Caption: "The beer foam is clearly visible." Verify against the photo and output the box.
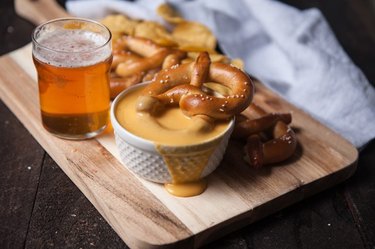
[33,29,111,68]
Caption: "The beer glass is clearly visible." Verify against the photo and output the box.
[32,18,112,139]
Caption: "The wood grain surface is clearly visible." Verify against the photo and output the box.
[1,0,374,249]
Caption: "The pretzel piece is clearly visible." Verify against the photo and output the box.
[114,36,186,77]
[234,103,297,168]
[110,36,186,99]
[244,121,297,168]
[233,113,292,139]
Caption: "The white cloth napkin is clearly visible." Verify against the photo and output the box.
[67,0,375,148]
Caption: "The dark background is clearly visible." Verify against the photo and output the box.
[1,0,374,248]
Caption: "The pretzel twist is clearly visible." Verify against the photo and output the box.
[114,36,186,76]
[137,52,254,120]
[234,103,297,168]
[110,36,186,99]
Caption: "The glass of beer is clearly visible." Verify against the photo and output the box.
[32,18,112,140]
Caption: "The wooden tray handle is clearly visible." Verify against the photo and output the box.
[15,0,69,25]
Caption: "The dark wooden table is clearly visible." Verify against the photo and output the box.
[1,0,374,248]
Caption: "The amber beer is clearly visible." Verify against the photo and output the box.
[32,18,112,139]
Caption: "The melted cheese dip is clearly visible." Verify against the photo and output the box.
[115,85,231,197]
[115,86,230,146]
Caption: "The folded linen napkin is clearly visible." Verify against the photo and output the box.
[67,0,375,148]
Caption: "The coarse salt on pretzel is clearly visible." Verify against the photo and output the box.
[136,52,254,121]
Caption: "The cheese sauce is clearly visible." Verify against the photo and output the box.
[115,86,229,145]
[115,85,230,197]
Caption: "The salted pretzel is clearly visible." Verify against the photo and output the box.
[137,52,254,124]
[110,36,186,98]
[234,103,297,168]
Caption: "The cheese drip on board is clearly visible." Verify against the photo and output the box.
[156,144,217,197]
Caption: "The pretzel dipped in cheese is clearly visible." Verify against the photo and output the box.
[234,103,297,168]
[136,52,254,121]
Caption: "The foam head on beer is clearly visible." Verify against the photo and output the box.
[33,24,112,68]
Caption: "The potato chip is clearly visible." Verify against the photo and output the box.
[156,3,185,24]
[181,57,194,64]
[172,21,216,50]
[63,21,84,30]
[134,21,177,47]
[230,58,245,70]
[187,52,230,64]
[111,32,122,45]
[209,54,231,64]
[101,14,138,35]
[102,9,248,87]
[178,45,218,54]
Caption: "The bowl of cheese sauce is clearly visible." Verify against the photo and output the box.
[110,82,234,197]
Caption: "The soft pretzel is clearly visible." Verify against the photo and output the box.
[110,36,187,99]
[234,103,297,168]
[232,112,292,139]
[114,36,186,77]
[137,52,254,120]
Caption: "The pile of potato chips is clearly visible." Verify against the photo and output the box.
[101,3,243,69]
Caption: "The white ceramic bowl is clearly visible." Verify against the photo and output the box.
[110,83,234,184]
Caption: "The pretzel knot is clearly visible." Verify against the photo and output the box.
[136,52,254,132]
[110,36,186,99]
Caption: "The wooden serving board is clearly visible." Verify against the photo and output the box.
[0,1,358,248]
